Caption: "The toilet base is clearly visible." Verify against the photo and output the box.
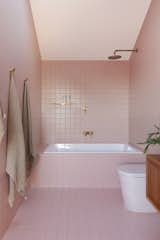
[120,175,156,213]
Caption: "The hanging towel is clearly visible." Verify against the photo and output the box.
[6,72,26,208]
[22,80,35,176]
[0,103,5,143]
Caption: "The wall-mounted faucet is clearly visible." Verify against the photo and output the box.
[81,104,88,113]
[83,131,94,136]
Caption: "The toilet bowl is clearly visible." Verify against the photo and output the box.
[118,163,156,213]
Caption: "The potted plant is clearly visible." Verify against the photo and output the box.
[139,125,160,153]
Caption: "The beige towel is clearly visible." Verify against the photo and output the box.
[22,80,35,176]
[0,104,5,143]
[6,73,26,208]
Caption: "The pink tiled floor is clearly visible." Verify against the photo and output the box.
[2,188,160,240]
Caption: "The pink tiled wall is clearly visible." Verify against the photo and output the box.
[31,152,145,189]
[42,61,129,144]
[129,0,160,151]
[0,0,41,238]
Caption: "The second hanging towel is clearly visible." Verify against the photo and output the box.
[22,80,35,176]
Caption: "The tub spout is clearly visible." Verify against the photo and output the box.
[83,131,94,136]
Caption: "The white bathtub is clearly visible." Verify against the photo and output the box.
[31,143,145,189]
[45,143,141,153]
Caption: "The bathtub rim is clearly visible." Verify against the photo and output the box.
[43,143,143,154]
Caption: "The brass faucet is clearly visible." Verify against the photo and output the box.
[83,131,94,136]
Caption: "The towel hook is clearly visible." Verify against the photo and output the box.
[9,67,16,73]
[9,67,16,81]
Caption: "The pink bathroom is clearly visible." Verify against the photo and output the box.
[0,0,160,239]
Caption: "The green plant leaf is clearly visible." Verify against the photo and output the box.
[137,124,160,153]
[144,144,150,154]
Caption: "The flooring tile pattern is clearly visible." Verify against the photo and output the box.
[2,188,160,240]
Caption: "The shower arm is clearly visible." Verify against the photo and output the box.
[113,49,138,55]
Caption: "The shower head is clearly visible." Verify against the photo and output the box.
[108,54,122,60]
[108,49,138,60]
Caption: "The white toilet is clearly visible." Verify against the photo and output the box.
[118,163,156,213]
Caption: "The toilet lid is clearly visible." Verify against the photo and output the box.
[118,163,146,177]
